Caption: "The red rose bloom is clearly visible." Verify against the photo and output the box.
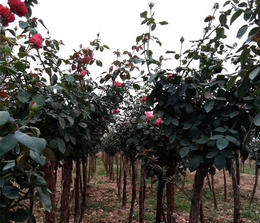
[155,118,162,127]
[8,0,28,17]
[30,34,43,49]
[80,70,87,78]
[0,5,15,27]
[115,82,123,87]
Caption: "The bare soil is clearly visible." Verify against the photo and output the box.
[34,159,260,223]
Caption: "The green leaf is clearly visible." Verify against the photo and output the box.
[214,127,227,133]
[149,74,157,83]
[204,100,215,113]
[51,74,58,85]
[37,187,52,212]
[220,149,234,158]
[0,134,18,156]
[216,138,229,150]
[230,9,243,25]
[65,75,75,82]
[58,117,66,129]
[168,131,176,143]
[219,14,227,26]
[206,151,218,159]
[19,21,29,29]
[2,186,19,199]
[0,111,10,126]
[18,89,31,103]
[14,209,29,222]
[159,21,168,25]
[225,135,240,146]
[171,118,179,126]
[57,138,66,153]
[227,75,237,90]
[179,147,190,158]
[96,60,103,67]
[240,47,250,64]
[249,66,260,80]
[214,154,226,170]
[140,11,147,18]
[43,148,56,162]
[190,126,200,139]
[30,151,46,166]
[196,136,209,144]
[254,113,260,126]
[210,135,224,140]
[236,24,248,39]
[188,157,200,172]
[15,131,46,154]
[67,116,74,126]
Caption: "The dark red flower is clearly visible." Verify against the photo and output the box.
[0,5,15,27]
[8,0,28,17]
[30,34,43,49]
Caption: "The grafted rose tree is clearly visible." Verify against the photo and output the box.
[145,1,260,223]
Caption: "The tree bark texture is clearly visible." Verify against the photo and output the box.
[189,167,208,223]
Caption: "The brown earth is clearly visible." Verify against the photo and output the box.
[34,159,260,223]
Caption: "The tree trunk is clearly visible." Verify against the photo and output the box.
[189,167,208,223]
[206,173,212,192]
[43,160,56,223]
[122,158,127,207]
[166,165,175,223]
[210,174,217,210]
[156,176,165,223]
[231,160,241,223]
[74,161,81,223]
[250,164,259,203]
[223,169,227,202]
[128,160,137,223]
[118,154,122,197]
[139,165,146,223]
[79,157,88,222]
[60,159,73,223]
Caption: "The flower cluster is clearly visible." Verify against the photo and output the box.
[71,47,94,73]
[0,5,15,27]
[8,0,28,17]
[29,33,43,49]
[145,111,162,127]
[0,0,27,27]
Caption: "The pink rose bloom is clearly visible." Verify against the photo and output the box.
[80,70,88,78]
[112,108,119,114]
[145,111,154,120]
[155,118,162,127]
[109,66,113,72]
[8,0,28,17]
[0,5,15,27]
[143,97,147,102]
[30,34,43,49]
[115,82,123,87]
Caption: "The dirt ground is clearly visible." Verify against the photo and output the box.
[34,159,260,223]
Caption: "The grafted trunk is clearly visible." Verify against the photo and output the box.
[139,165,146,223]
[79,157,88,222]
[250,164,259,203]
[74,160,81,223]
[43,160,56,223]
[128,160,137,223]
[189,167,208,223]
[122,158,127,207]
[156,176,165,223]
[223,169,227,202]
[60,159,73,223]
[231,160,241,223]
[166,165,175,223]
